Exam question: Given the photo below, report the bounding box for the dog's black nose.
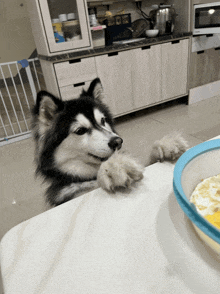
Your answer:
[108,137,123,151]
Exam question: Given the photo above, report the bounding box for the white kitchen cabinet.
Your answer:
[161,39,189,100]
[95,50,134,116]
[132,45,162,109]
[40,38,189,117]
[29,0,92,56]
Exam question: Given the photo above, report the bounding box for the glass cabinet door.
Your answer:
[39,0,91,53]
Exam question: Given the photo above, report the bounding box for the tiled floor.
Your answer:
[1,95,220,293]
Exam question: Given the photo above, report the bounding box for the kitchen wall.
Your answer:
[0,0,36,63]
[169,0,190,33]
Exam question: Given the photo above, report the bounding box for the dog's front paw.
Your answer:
[151,132,189,163]
[97,152,144,192]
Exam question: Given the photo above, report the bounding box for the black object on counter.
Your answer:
[104,14,132,45]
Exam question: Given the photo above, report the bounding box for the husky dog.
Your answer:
[32,78,188,207]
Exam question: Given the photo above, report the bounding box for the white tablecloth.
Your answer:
[1,161,220,294]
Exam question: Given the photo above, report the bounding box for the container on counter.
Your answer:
[52,18,65,43]
[67,13,76,21]
[88,7,98,27]
[62,20,81,41]
[58,14,68,22]
[91,26,106,47]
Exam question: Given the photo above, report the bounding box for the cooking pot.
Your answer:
[149,4,177,35]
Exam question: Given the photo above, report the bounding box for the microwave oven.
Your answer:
[193,2,220,35]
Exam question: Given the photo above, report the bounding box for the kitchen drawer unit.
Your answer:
[59,81,93,100]
[54,57,97,87]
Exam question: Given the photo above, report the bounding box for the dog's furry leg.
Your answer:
[47,180,99,206]
[150,132,188,163]
[97,151,144,192]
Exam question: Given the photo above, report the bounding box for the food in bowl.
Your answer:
[145,29,159,37]
[205,212,220,229]
[173,139,220,254]
[190,174,220,229]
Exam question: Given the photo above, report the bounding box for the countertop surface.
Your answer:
[38,32,192,63]
[1,153,220,293]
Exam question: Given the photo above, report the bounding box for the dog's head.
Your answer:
[32,78,123,178]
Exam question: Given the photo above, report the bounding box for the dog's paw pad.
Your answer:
[97,152,144,192]
[151,132,188,163]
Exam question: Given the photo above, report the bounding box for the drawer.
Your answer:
[60,81,92,101]
[54,57,97,87]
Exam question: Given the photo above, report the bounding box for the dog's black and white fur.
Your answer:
[32,78,188,207]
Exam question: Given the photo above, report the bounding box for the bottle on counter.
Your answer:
[52,18,65,43]
[88,7,98,27]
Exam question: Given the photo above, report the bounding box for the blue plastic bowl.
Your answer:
[173,139,220,254]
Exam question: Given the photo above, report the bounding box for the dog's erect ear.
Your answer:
[35,91,64,124]
[86,78,105,100]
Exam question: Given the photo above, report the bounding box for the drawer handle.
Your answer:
[171,40,180,44]
[108,52,118,57]
[74,82,85,87]
[142,45,151,50]
[197,50,204,54]
[69,58,81,64]
[215,47,220,50]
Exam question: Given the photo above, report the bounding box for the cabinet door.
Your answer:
[39,0,91,53]
[95,51,134,116]
[161,39,189,100]
[132,45,162,108]
[189,48,220,89]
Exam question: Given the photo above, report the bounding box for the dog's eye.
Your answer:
[74,127,88,135]
[101,117,106,126]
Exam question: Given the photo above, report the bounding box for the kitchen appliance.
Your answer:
[193,2,220,35]
[149,4,177,35]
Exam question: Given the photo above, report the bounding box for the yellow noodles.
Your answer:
[190,174,220,229]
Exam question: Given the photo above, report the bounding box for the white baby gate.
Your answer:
[0,58,45,146]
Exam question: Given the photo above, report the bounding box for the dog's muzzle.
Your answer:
[108,136,123,151]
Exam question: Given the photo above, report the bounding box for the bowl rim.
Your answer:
[145,29,159,32]
[173,139,220,244]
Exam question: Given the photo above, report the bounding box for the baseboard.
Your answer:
[189,80,220,104]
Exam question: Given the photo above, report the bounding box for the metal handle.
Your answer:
[171,40,180,44]
[142,45,151,50]
[197,50,204,55]
[74,82,85,87]
[69,58,81,64]
[108,52,118,57]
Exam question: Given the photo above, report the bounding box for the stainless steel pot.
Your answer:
[149,4,178,35]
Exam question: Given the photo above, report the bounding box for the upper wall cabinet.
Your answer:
[28,0,92,56]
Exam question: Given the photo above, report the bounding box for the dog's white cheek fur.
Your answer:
[85,130,113,158]
[97,151,144,192]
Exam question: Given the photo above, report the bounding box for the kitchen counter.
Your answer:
[38,32,192,62]
[1,140,220,294]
